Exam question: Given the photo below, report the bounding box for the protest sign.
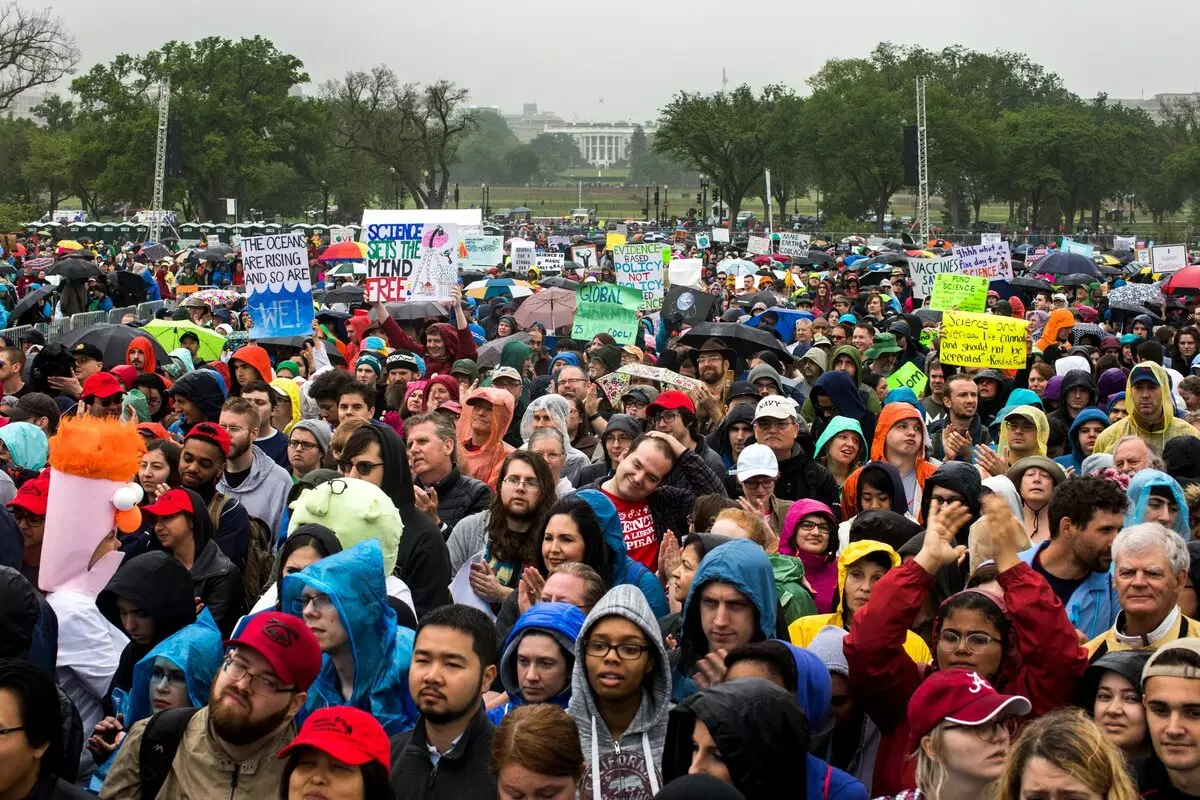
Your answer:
[1061,238,1095,258]
[663,285,716,324]
[919,328,937,349]
[667,258,703,289]
[605,232,627,251]
[777,232,811,257]
[1151,244,1187,273]
[930,274,989,313]
[695,234,711,250]
[511,240,535,272]
[909,255,962,298]
[241,232,313,337]
[572,283,641,344]
[1027,245,1048,265]
[536,252,565,270]
[616,224,628,238]
[1114,236,1136,251]
[886,362,928,396]
[364,220,458,302]
[461,234,502,268]
[614,243,666,310]
[548,235,570,249]
[570,244,599,271]
[330,226,355,244]
[981,233,1002,245]
[711,227,730,243]
[939,311,1029,370]
[747,235,771,255]
[954,241,1013,281]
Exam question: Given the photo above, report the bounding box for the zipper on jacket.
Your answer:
[228,765,240,800]
[426,763,439,791]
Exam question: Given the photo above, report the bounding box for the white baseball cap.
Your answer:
[754,395,798,422]
[731,443,779,481]
[490,366,522,383]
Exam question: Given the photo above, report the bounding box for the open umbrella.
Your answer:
[323,285,365,305]
[540,276,580,290]
[24,257,53,271]
[188,288,242,307]
[1162,265,1200,297]
[1109,283,1165,307]
[197,245,234,261]
[142,320,227,362]
[61,323,171,368]
[676,321,790,362]
[139,242,169,262]
[1035,251,1101,277]
[324,263,363,280]
[9,285,55,323]
[317,241,367,262]
[1107,301,1161,320]
[514,287,576,330]
[867,252,907,266]
[914,308,943,324]
[594,364,705,405]
[386,301,448,321]
[47,258,103,282]
[464,278,534,300]
[1009,276,1053,294]
[55,239,84,253]
[806,250,835,266]
[476,331,534,370]
[1056,273,1096,288]
[256,336,345,367]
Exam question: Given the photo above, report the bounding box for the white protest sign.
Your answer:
[536,252,565,270]
[668,258,704,289]
[1114,236,1136,251]
[747,235,771,255]
[909,255,962,299]
[711,227,730,243]
[953,241,1013,281]
[777,232,811,257]
[330,226,355,244]
[462,235,503,267]
[616,224,628,238]
[695,234,711,250]
[1151,244,1188,273]
[363,218,459,302]
[241,232,313,337]
[570,244,600,271]
[511,241,536,272]
[614,243,667,310]
[548,235,570,249]
[981,232,1002,245]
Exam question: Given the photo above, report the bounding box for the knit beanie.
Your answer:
[806,625,849,678]
[291,419,333,455]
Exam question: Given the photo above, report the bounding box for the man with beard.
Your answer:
[179,422,252,571]
[389,605,499,800]
[696,339,736,406]
[928,373,992,462]
[216,397,292,541]
[99,612,322,799]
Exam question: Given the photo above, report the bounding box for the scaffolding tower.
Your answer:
[148,78,170,244]
[916,75,930,243]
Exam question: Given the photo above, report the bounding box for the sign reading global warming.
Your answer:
[572,283,641,344]
[241,232,313,337]
[939,311,1029,369]
[364,221,459,302]
[614,243,666,310]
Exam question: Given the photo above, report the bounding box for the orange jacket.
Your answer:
[840,403,937,520]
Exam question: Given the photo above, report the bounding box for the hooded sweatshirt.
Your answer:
[840,404,937,521]
[996,404,1050,460]
[1049,368,1098,431]
[166,370,226,435]
[228,344,274,389]
[780,500,840,613]
[1036,308,1076,352]
[125,336,158,375]
[281,540,418,735]
[1054,407,1111,473]
[814,416,869,487]
[392,321,479,378]
[488,602,585,724]
[801,345,882,423]
[707,403,755,469]
[788,540,931,664]
[457,387,516,487]
[800,633,878,796]
[811,371,875,448]
[1096,367,1128,407]
[1094,361,1200,456]
[270,378,302,433]
[674,539,777,701]
[568,585,672,800]
[577,489,669,617]
[216,442,293,541]
[1124,469,1190,538]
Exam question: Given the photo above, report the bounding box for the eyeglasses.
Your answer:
[583,640,650,660]
[742,477,775,490]
[222,425,249,435]
[650,411,680,425]
[798,520,831,535]
[94,395,123,407]
[288,439,319,452]
[292,591,334,615]
[337,459,383,476]
[151,665,186,687]
[220,656,294,696]
[11,510,44,527]
[944,718,1015,743]
[937,630,1002,652]
[502,475,540,490]
[558,377,588,385]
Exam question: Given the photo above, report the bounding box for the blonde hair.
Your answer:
[995,708,1137,800]
[714,508,770,548]
[913,725,950,799]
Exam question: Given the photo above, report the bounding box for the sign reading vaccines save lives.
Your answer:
[614,243,666,310]
[241,233,313,337]
[572,283,641,344]
[363,221,459,302]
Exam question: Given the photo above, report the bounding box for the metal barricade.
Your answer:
[2,325,34,343]
[109,306,138,324]
[137,300,166,319]
[67,311,107,332]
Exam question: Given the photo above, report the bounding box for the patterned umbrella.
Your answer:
[464,278,534,300]
[1109,283,1165,307]
[140,242,169,262]
[187,288,242,307]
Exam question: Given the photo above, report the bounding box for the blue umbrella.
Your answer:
[747,307,813,344]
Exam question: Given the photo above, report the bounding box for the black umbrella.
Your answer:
[1097,264,1124,277]
[806,250,835,266]
[1010,276,1052,293]
[61,323,171,369]
[1034,251,1101,277]
[1107,301,1161,320]
[677,321,790,362]
[540,276,580,290]
[323,285,365,305]
[386,301,449,321]
[735,291,779,309]
[47,258,103,282]
[914,308,943,324]
[789,256,816,267]
[9,285,55,323]
[858,271,891,287]
[477,332,534,370]
[1056,273,1096,288]
[867,252,907,265]
[107,271,149,306]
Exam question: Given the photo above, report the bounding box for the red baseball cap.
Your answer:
[81,372,125,400]
[647,389,695,415]
[278,706,390,770]
[8,473,49,516]
[225,611,322,691]
[142,488,196,518]
[185,421,232,457]
[906,669,1031,750]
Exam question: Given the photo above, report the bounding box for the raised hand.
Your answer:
[914,500,972,575]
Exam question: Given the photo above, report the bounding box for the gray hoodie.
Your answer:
[216,444,293,540]
[568,585,672,800]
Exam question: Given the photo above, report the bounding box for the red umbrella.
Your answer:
[1162,265,1200,296]
[317,240,367,262]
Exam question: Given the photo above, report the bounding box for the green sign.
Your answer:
[919,328,937,349]
[572,283,642,344]
[887,362,928,396]
[930,273,988,313]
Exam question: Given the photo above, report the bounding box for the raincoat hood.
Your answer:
[96,551,196,650]
[1097,368,1127,406]
[126,336,158,374]
[852,461,908,516]
[708,404,754,467]
[519,394,571,443]
[1125,469,1190,537]
[500,339,534,373]
[997,404,1049,458]
[167,369,226,422]
[869,403,927,463]
[281,539,417,734]
[270,378,302,432]
[919,461,983,527]
[680,539,777,673]
[1063,408,1111,472]
[1036,308,1077,351]
[1164,436,1200,488]
[429,322,469,361]
[457,386,516,482]
[0,422,47,471]
[230,344,273,383]
[1058,368,1098,407]
[830,539,901,617]
[1126,361,1173,432]
[786,640,833,722]
[983,475,1023,518]
[422,374,459,407]
[1055,356,1092,378]
[828,345,864,385]
[812,371,867,421]
[124,609,222,726]
[747,364,785,394]
[814,415,867,463]
[498,602,585,706]
[1094,361,1198,456]
[779,499,838,557]
[0,567,39,658]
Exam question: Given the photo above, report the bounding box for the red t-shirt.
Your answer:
[601,488,659,570]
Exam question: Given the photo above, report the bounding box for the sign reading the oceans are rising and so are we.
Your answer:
[572,283,642,344]
[241,233,313,337]
[364,222,459,303]
[939,311,1029,370]
[614,243,666,310]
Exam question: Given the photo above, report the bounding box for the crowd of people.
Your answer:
[0,227,1198,800]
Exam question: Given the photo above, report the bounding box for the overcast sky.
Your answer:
[41,0,1200,123]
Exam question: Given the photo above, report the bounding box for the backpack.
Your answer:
[208,493,274,605]
[139,706,199,798]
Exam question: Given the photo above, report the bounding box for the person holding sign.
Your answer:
[379,287,478,378]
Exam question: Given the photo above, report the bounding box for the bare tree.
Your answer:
[0,2,80,111]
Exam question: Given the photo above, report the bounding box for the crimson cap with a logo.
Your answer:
[906,668,1031,751]
[278,706,391,770]
[225,611,322,691]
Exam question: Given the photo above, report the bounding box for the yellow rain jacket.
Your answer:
[270,378,302,433]
[788,539,932,664]
[1094,361,1200,456]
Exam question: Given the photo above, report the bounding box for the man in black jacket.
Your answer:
[1137,639,1200,800]
[390,605,497,800]
[406,412,493,538]
[751,396,839,513]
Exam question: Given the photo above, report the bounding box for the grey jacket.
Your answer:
[216,445,293,540]
[568,585,672,800]
[447,510,491,578]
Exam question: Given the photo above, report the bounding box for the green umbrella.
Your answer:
[142,320,226,362]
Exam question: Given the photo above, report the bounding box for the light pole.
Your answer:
[389,167,399,209]
[699,176,709,225]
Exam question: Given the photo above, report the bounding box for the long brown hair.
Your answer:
[995,708,1137,800]
[487,450,556,563]
[490,705,583,784]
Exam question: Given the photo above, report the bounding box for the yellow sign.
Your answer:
[940,311,1029,370]
[605,232,626,251]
